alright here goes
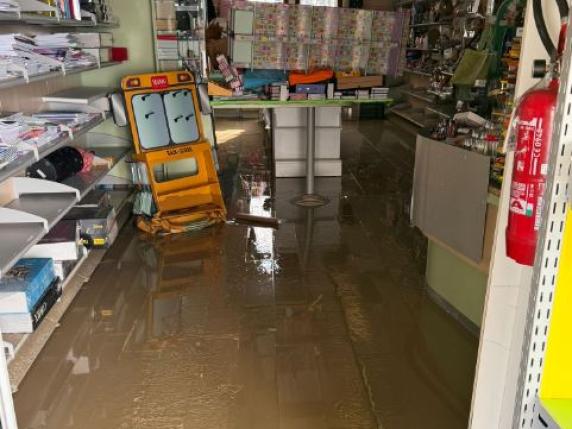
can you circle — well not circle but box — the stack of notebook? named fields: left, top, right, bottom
left=34, top=33, right=97, bottom=69
left=0, top=34, right=37, bottom=77
left=0, top=33, right=61, bottom=80
left=34, top=33, right=80, bottom=49
left=0, top=258, right=60, bottom=334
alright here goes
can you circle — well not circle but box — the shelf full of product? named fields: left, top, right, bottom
left=0, top=30, right=126, bottom=87
left=0, top=0, right=134, bottom=396
left=153, top=0, right=208, bottom=77
left=392, top=0, right=525, bottom=194
left=0, top=116, right=133, bottom=389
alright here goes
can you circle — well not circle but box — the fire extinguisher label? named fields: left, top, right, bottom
left=510, top=181, right=534, bottom=217
left=515, top=118, right=545, bottom=176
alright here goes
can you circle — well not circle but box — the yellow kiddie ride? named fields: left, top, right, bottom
left=121, top=71, right=226, bottom=234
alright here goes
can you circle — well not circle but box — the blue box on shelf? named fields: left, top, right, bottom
left=0, top=258, right=56, bottom=313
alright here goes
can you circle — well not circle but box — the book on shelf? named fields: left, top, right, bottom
left=70, top=0, right=82, bottom=20
left=0, top=279, right=62, bottom=334
left=24, top=220, right=81, bottom=263
left=56, top=0, right=82, bottom=20
left=0, top=258, right=56, bottom=314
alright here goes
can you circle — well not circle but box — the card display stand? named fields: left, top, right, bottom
left=230, top=4, right=410, bottom=75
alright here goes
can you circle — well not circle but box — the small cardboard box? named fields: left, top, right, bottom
left=362, top=0, right=393, bottom=10
left=337, top=75, right=384, bottom=90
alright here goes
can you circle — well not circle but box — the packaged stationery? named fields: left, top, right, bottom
left=311, top=6, right=338, bottom=40
left=288, top=5, right=312, bottom=42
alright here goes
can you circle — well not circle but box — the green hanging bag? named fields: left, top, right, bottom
left=451, top=48, right=495, bottom=86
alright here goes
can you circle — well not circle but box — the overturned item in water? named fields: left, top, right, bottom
left=137, top=208, right=224, bottom=235
left=121, top=71, right=226, bottom=234
left=232, top=213, right=280, bottom=229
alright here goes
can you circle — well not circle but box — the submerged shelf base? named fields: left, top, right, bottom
left=5, top=192, right=133, bottom=391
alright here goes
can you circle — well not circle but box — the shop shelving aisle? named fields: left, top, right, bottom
left=0, top=2, right=133, bottom=427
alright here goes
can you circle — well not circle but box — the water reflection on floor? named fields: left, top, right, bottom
left=14, top=118, right=478, bottom=429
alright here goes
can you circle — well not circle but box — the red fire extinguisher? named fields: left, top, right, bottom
left=506, top=0, right=568, bottom=266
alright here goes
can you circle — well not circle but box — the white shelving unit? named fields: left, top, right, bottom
left=151, top=0, right=208, bottom=79
left=4, top=189, right=133, bottom=392
left=0, top=2, right=132, bottom=426
left=0, top=117, right=121, bottom=281
left=0, top=131, right=132, bottom=421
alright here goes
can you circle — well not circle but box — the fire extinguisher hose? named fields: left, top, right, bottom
left=533, top=0, right=570, bottom=59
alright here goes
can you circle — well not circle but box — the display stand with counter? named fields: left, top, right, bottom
left=412, top=133, right=498, bottom=331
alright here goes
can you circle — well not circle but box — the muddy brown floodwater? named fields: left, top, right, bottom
left=14, top=117, right=478, bottom=429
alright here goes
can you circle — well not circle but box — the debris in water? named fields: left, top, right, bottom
left=231, top=213, right=281, bottom=229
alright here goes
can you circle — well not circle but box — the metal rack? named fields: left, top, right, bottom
left=469, top=1, right=572, bottom=428
left=151, top=0, right=208, bottom=79
left=513, top=13, right=572, bottom=427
